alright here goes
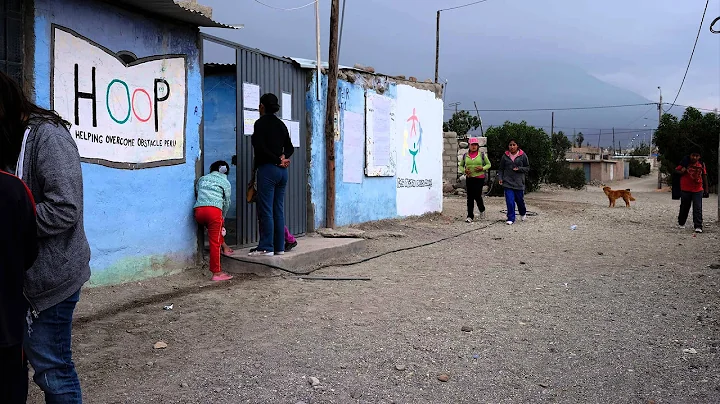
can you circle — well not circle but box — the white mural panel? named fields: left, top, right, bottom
left=52, top=26, right=187, bottom=168
left=395, top=85, right=443, bottom=217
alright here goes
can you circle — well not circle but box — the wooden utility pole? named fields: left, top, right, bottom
left=612, top=128, right=615, bottom=156
left=657, top=88, right=663, bottom=189
left=325, top=0, right=340, bottom=229
left=473, top=101, right=484, bottom=136
left=435, top=10, right=440, bottom=83
left=598, top=130, right=602, bottom=157
left=551, top=112, right=554, bottom=136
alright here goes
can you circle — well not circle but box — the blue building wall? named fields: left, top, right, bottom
left=203, top=72, right=238, bottom=219
left=33, top=0, right=202, bottom=285
left=307, top=72, right=397, bottom=229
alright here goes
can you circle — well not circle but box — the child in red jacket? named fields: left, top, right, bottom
left=676, top=151, right=709, bottom=233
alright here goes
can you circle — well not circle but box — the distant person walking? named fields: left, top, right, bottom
left=0, top=171, right=38, bottom=404
left=194, top=160, right=234, bottom=281
left=676, top=150, right=708, bottom=233
left=250, top=93, right=294, bottom=256
left=498, top=139, right=530, bottom=225
left=461, top=137, right=491, bottom=222
left=0, top=70, right=90, bottom=403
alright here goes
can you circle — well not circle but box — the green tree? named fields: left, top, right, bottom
left=551, top=131, right=572, bottom=161
left=655, top=107, right=720, bottom=189
left=443, top=110, right=481, bottom=139
left=575, top=132, right=584, bottom=148
left=630, top=142, right=651, bottom=157
left=548, top=131, right=585, bottom=189
left=486, top=121, right=552, bottom=193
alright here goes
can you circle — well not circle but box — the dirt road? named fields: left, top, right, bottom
left=28, top=178, right=720, bottom=403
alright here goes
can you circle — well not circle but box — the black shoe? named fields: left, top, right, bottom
left=285, top=241, right=298, bottom=252
left=249, top=247, right=257, bottom=253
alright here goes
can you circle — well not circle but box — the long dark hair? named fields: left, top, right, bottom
left=0, top=71, right=71, bottom=170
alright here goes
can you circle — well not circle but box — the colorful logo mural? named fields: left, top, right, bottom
left=402, top=108, right=422, bottom=174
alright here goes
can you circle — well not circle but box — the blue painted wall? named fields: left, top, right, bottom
left=203, top=72, right=237, bottom=219
left=307, top=72, right=397, bottom=229
left=33, top=0, right=202, bottom=285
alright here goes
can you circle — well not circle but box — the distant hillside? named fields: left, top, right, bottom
left=443, top=57, right=659, bottom=148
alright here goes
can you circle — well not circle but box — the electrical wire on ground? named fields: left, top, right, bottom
left=224, top=219, right=506, bottom=275
left=253, top=0, right=317, bottom=11
left=663, top=0, right=710, bottom=112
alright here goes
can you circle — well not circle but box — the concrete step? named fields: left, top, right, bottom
left=221, top=235, right=367, bottom=277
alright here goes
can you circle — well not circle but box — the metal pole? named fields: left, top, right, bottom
left=315, top=0, right=321, bottom=100
left=325, top=0, right=340, bottom=229
left=551, top=111, right=554, bottom=136
left=435, top=10, right=440, bottom=83
left=612, top=127, right=615, bottom=156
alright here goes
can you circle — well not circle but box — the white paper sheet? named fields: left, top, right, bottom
left=283, top=120, right=301, bottom=148
left=371, top=96, right=392, bottom=167
left=243, top=83, right=260, bottom=110
left=243, top=109, right=260, bottom=135
left=342, top=111, right=364, bottom=183
left=282, top=92, right=292, bottom=120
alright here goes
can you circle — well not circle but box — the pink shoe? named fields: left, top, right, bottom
left=211, top=273, right=234, bottom=282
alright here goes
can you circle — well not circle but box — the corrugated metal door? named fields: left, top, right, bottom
left=0, top=0, right=24, bottom=84
left=201, top=34, right=308, bottom=247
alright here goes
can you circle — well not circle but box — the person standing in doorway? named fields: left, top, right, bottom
left=194, top=160, right=234, bottom=281
left=0, top=170, right=38, bottom=404
left=461, top=137, right=491, bottom=223
left=498, top=139, right=530, bottom=225
left=249, top=93, right=294, bottom=256
left=0, top=70, right=90, bottom=403
left=676, top=150, right=708, bottom=233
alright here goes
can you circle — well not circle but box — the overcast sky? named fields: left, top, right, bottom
left=201, top=0, right=720, bottom=111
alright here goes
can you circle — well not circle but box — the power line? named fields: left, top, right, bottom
left=253, top=0, right=317, bottom=11
left=663, top=102, right=717, bottom=112
left=444, top=102, right=655, bottom=112
left=664, top=0, right=709, bottom=112
left=439, top=0, right=490, bottom=12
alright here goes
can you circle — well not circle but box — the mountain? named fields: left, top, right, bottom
left=443, top=56, right=659, bottom=148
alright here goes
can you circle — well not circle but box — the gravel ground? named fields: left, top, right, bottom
left=28, top=174, right=720, bottom=404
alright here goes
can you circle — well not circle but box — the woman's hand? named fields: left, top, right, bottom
left=498, top=180, right=503, bottom=185
left=281, top=158, right=291, bottom=168
left=513, top=167, right=519, bottom=171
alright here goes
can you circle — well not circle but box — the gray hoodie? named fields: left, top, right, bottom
left=497, top=149, right=530, bottom=191
left=17, top=118, right=91, bottom=313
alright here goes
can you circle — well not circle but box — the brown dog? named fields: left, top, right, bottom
left=603, top=186, right=636, bottom=208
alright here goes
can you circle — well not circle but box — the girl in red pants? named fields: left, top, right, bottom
left=194, top=161, right=233, bottom=281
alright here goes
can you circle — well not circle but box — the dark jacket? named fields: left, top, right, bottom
left=498, top=150, right=530, bottom=191
left=17, top=118, right=91, bottom=313
left=0, top=171, right=38, bottom=347
left=251, top=114, right=294, bottom=168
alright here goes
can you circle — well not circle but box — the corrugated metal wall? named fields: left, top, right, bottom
left=202, top=34, right=308, bottom=247
left=0, top=0, right=25, bottom=84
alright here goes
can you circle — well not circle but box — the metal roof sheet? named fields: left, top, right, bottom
left=113, top=0, right=235, bottom=28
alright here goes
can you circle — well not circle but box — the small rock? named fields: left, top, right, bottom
left=395, top=364, right=406, bottom=371
left=350, top=390, right=362, bottom=399
left=473, top=354, right=480, bottom=359
left=539, top=383, right=549, bottom=388
left=683, top=348, right=698, bottom=354
left=308, top=376, right=321, bottom=387
left=520, top=262, right=526, bottom=265
left=597, top=252, right=604, bottom=256
left=153, top=341, right=168, bottom=349
left=214, top=387, right=222, bottom=393
left=459, top=141, right=469, bottom=148
left=146, top=361, right=154, bottom=366
left=180, top=383, right=189, bottom=388
left=437, top=374, right=450, bottom=382
left=461, top=325, right=473, bottom=333
left=707, top=264, right=720, bottom=269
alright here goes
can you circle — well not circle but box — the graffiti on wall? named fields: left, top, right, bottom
left=51, top=26, right=187, bottom=169
left=395, top=85, right=443, bottom=216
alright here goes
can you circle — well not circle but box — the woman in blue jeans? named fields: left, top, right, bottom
left=249, top=93, right=294, bottom=256
left=0, top=71, right=90, bottom=403
left=497, top=139, right=530, bottom=225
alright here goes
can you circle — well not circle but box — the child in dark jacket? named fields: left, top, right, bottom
left=0, top=171, right=38, bottom=403
left=497, top=139, right=530, bottom=225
